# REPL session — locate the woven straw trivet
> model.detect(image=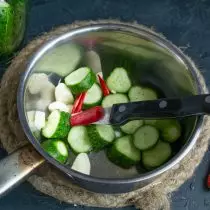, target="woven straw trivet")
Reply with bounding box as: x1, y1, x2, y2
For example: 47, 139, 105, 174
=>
0, 20, 210, 210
